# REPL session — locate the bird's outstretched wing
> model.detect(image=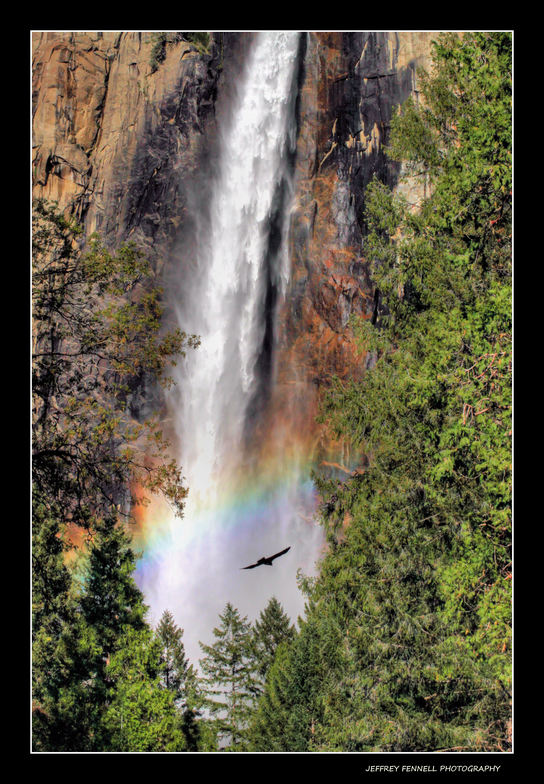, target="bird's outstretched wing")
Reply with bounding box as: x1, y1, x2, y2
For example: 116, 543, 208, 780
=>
240, 546, 291, 570
269, 546, 291, 562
